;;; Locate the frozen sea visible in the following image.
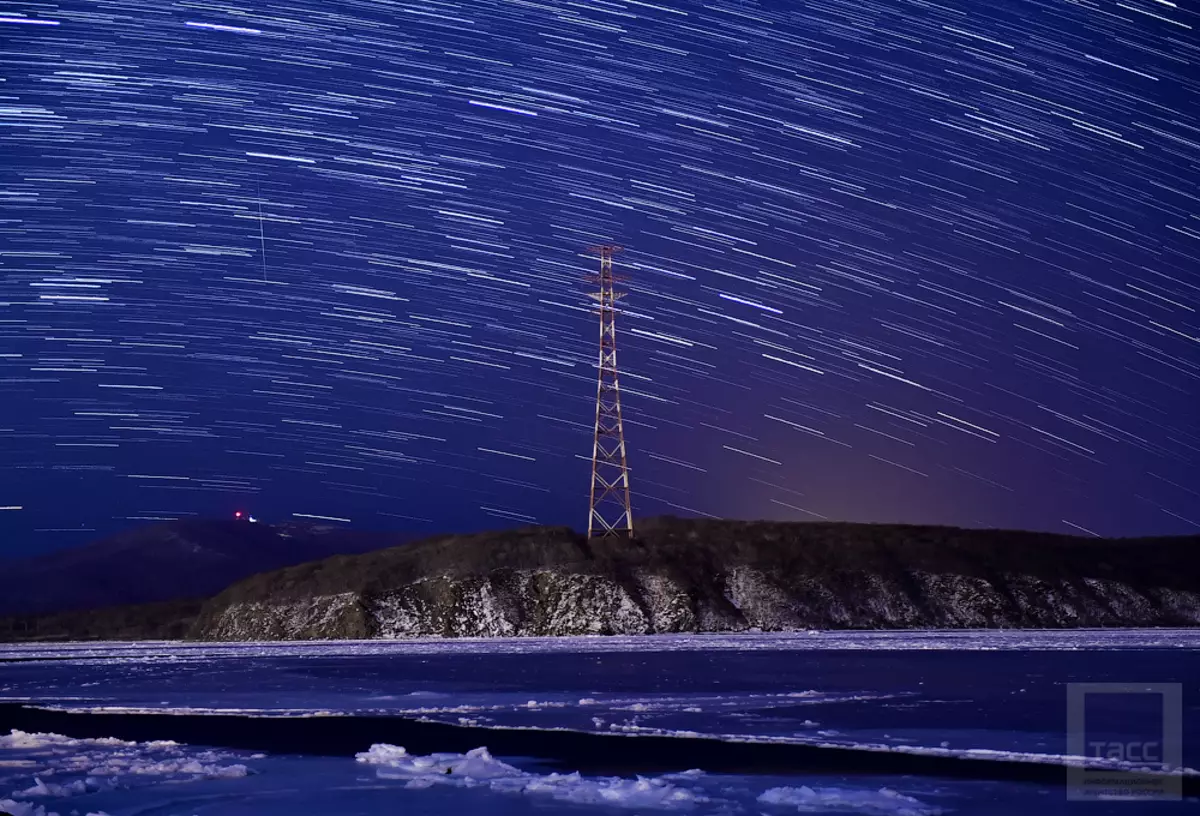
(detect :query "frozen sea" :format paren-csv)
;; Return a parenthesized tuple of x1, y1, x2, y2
(0, 630, 1197, 815)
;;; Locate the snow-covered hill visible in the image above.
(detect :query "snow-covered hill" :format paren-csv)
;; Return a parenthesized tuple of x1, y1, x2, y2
(192, 517, 1200, 639)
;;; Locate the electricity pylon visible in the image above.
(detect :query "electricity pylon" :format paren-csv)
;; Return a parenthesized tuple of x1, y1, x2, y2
(585, 244, 634, 540)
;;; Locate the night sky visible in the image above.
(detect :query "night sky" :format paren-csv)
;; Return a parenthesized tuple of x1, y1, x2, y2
(1, 0, 1198, 557)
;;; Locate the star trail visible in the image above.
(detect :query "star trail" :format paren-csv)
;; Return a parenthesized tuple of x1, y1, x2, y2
(1, 0, 1198, 555)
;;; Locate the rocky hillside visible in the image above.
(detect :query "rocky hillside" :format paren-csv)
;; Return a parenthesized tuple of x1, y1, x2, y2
(190, 517, 1200, 640)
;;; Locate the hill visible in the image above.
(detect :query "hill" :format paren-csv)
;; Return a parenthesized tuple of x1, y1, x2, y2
(189, 516, 1200, 640)
(0, 519, 410, 617)
(0, 598, 204, 643)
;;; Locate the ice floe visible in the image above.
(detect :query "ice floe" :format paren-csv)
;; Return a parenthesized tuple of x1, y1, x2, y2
(0, 729, 252, 816)
(355, 743, 951, 813)
(357, 743, 711, 809)
(758, 784, 944, 814)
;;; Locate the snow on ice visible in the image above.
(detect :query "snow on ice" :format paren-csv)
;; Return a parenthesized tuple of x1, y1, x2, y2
(355, 743, 947, 814)
(0, 729, 952, 816)
(0, 730, 252, 816)
(758, 785, 944, 815)
(356, 743, 710, 809)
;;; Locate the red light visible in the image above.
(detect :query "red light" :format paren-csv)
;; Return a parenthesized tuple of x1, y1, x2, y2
(235, 511, 242, 518)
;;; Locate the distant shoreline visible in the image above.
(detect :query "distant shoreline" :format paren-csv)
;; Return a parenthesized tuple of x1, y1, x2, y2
(4, 516, 1199, 642)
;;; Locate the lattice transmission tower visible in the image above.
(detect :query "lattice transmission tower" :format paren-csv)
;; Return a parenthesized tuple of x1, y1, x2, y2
(585, 244, 634, 540)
